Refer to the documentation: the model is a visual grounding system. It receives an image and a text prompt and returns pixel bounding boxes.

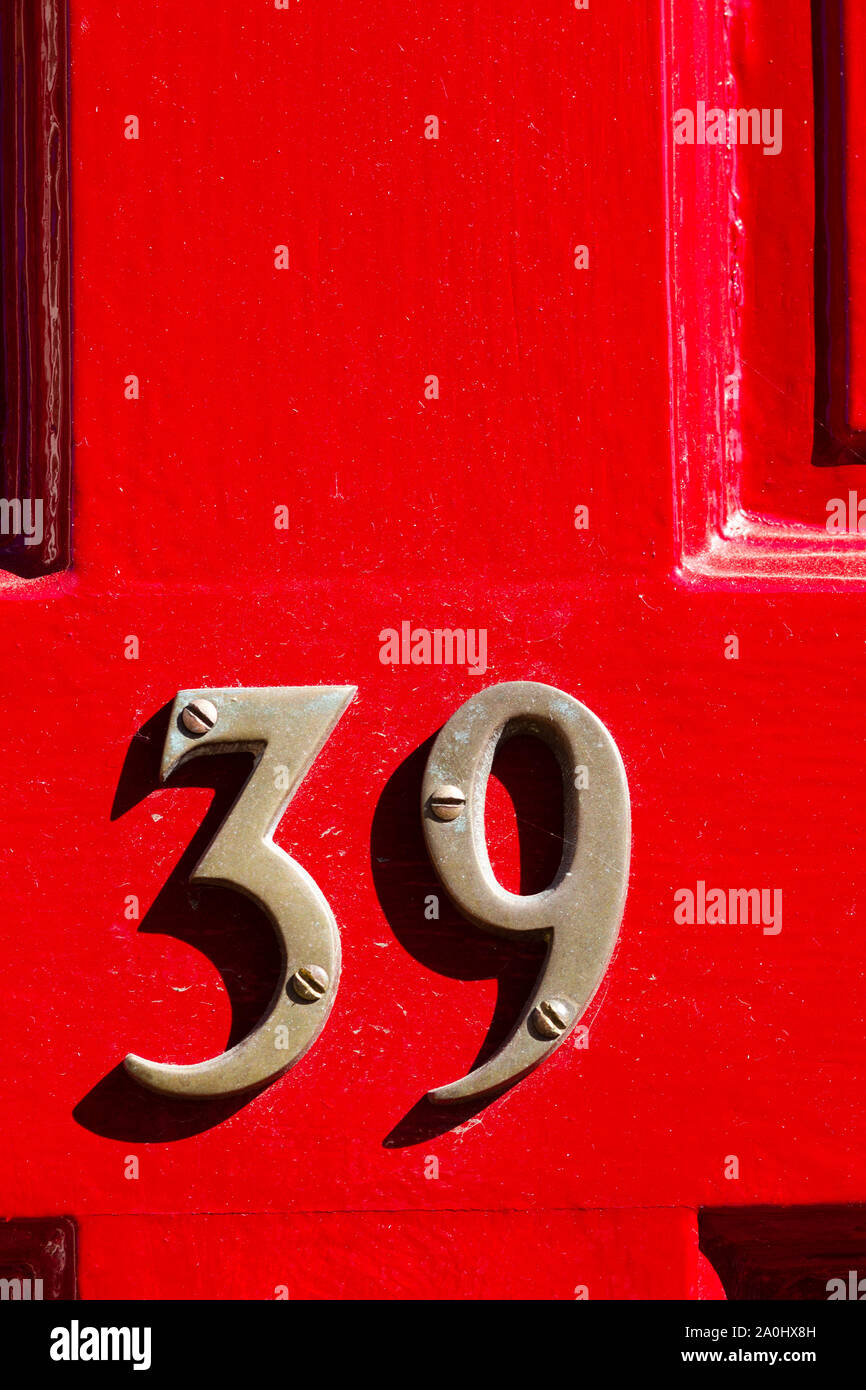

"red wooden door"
[0,0,864,1303]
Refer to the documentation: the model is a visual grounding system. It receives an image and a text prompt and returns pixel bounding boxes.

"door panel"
[0,0,863,1299]
[0,0,71,577]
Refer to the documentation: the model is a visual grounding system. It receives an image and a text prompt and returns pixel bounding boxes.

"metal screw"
[289,964,330,1003]
[530,997,574,1040]
[181,698,218,736]
[429,785,466,822]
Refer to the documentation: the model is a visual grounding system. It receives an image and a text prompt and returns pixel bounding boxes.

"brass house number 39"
[122,682,631,1105]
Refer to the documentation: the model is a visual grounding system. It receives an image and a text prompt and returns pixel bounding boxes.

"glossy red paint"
[0,0,864,1298]
[77,1210,713,1301]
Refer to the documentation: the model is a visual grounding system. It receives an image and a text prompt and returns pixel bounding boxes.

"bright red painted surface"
[0,0,864,1297]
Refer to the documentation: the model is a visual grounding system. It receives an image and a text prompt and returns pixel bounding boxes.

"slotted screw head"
[429,785,466,822]
[181,698,218,736]
[290,964,330,1003]
[530,998,574,1039]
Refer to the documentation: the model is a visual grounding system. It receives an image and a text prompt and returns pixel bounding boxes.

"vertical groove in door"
[0,0,71,577]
